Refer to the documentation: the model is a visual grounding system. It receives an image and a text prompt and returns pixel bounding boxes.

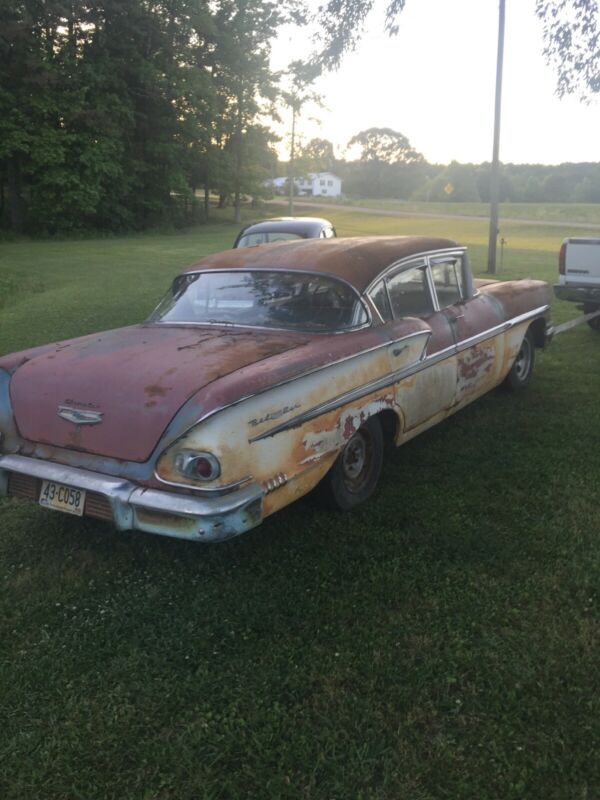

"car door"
[369,260,458,431]
[429,254,505,404]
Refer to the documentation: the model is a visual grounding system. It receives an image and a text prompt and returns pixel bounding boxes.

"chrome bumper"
[554,283,600,305]
[0,454,264,543]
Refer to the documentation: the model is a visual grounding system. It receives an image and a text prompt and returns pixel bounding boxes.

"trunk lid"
[10,324,308,462]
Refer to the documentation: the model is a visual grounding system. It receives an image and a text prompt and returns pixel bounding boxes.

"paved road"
[278,199,600,231]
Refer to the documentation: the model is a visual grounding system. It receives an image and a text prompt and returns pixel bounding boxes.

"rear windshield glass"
[237,232,303,247]
[149,271,368,332]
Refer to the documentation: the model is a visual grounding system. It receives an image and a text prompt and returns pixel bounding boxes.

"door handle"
[392,345,407,357]
[448,313,464,323]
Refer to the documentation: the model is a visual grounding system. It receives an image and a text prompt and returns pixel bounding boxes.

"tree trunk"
[7,157,24,232]
[204,183,210,220]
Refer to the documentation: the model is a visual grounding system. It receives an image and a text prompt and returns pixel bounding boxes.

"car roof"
[183,236,460,293]
[237,217,333,236]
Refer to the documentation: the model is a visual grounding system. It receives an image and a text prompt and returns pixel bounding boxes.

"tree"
[280,60,322,214]
[535,0,600,99]
[0,0,290,233]
[313,0,599,99]
[345,128,424,198]
[348,127,423,164]
[300,138,337,172]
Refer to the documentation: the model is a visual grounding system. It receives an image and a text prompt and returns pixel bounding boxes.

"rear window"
[150,271,368,332]
[236,232,303,248]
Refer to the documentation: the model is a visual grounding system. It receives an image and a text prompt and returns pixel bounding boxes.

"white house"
[296,172,342,197]
[265,172,343,197]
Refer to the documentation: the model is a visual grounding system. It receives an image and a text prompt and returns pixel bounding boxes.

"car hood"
[9,324,309,462]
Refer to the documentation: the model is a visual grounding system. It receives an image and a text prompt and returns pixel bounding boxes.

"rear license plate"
[39,480,86,517]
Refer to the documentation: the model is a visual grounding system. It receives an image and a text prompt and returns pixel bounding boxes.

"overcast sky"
[271,0,600,165]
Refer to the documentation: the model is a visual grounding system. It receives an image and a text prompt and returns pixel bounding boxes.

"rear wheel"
[319,416,384,511]
[504,329,535,391]
[583,303,600,330]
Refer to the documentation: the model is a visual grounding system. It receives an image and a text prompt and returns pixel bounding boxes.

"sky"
[271,0,600,165]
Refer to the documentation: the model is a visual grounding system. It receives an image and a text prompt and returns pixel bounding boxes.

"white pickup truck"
[554,237,600,330]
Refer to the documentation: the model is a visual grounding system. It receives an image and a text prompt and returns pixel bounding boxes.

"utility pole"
[487,0,506,274]
[288,103,297,216]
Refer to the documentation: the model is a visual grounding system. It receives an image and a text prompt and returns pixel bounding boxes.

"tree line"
[1,2,597,234]
[284,129,600,205]
[0,0,290,234]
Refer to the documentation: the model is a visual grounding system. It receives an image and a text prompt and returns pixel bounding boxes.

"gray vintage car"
[233,217,336,248]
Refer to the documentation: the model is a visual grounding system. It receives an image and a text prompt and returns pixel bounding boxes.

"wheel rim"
[513,337,532,381]
[341,429,374,493]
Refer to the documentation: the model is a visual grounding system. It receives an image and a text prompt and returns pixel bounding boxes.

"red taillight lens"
[173,450,221,482]
[559,242,566,275]
[194,457,214,479]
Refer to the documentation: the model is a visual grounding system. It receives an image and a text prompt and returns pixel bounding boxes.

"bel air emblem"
[57,405,104,425]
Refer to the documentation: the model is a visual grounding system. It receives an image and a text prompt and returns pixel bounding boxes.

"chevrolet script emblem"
[57,406,104,425]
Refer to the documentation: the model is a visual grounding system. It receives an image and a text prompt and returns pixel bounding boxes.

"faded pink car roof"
[182,236,459,293]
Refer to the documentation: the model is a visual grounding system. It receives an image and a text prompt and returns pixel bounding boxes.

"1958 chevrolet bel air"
[0,237,552,542]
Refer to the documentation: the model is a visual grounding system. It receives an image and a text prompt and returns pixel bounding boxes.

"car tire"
[504,329,535,391]
[318,416,384,511]
[583,303,600,330]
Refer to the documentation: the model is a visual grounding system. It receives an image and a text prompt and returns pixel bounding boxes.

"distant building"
[297,172,342,197]
[265,172,342,197]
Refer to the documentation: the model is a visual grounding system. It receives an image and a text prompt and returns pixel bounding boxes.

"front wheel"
[504,329,535,391]
[318,416,384,511]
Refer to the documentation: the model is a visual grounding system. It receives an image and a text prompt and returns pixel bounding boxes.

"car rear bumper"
[0,454,264,542]
[554,283,600,305]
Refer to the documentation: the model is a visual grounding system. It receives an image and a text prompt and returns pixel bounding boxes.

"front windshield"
[149,271,368,332]
[236,231,303,247]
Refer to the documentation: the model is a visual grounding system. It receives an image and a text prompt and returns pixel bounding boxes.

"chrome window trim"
[381,261,437,320]
[248,305,549,443]
[150,267,373,333]
[147,320,373,336]
[424,263,440,313]
[363,247,467,297]
[427,254,466,307]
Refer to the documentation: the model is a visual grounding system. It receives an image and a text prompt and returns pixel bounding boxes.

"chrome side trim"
[248,305,549,443]
[128,482,262,518]
[250,337,450,444]
[161,305,549,451]
[455,304,550,353]
[162,329,432,446]
[153,472,253,494]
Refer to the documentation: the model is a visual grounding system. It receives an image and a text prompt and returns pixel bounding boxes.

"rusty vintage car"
[0,237,552,542]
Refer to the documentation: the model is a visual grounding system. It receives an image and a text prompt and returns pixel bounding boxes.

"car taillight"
[174,450,221,482]
[194,457,215,479]
[559,242,567,275]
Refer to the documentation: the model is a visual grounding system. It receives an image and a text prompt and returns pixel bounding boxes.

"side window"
[369,280,392,322]
[430,259,463,307]
[386,266,434,318]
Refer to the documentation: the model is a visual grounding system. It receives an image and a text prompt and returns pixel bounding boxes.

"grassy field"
[302,197,600,226]
[1,207,599,799]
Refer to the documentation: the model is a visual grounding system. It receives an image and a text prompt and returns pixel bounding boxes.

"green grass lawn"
[301,197,600,226]
[1,208,599,799]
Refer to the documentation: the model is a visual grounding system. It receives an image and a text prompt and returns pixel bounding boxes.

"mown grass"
[1,206,599,799]
[304,197,600,226]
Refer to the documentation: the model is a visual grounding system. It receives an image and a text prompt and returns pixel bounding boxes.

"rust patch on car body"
[182,236,459,293]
